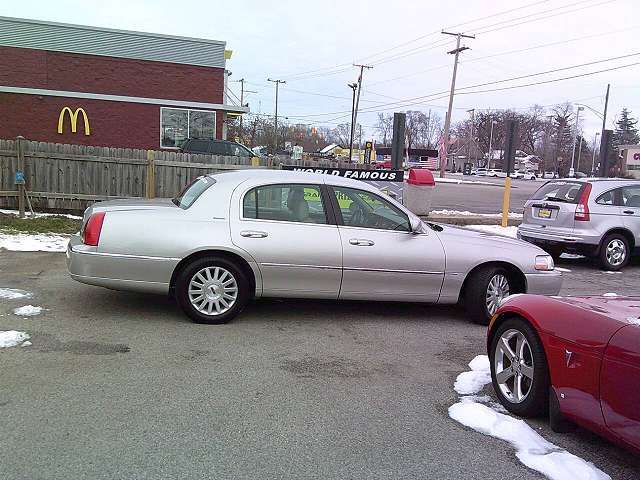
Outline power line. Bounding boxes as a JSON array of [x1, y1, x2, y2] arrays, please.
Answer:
[[269, 0, 563, 80], [292, 51, 640, 118]]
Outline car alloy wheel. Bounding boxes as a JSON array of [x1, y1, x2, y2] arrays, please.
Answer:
[[605, 238, 626, 267], [188, 266, 238, 316], [486, 274, 510, 316], [494, 328, 534, 403]]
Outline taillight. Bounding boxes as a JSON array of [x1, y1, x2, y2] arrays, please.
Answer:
[[574, 183, 592, 221], [83, 212, 106, 246]]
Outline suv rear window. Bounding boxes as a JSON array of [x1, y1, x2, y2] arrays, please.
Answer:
[[182, 140, 210, 153], [531, 181, 585, 204]]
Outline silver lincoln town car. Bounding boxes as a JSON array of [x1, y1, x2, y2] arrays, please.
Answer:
[[67, 170, 562, 325]]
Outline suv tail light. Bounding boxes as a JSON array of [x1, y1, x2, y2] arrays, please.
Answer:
[[574, 183, 592, 221], [83, 212, 106, 246]]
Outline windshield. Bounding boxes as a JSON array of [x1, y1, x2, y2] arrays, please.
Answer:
[[531, 180, 584, 203], [172, 176, 216, 209]]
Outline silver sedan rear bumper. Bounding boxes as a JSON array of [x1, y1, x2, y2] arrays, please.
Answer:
[[66, 235, 176, 294], [525, 271, 563, 296]]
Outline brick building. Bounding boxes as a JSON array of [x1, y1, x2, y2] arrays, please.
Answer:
[[0, 16, 247, 150]]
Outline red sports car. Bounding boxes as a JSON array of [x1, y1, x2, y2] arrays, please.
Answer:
[[488, 294, 640, 454]]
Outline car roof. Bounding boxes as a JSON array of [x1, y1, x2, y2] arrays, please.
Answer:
[[206, 168, 387, 189]]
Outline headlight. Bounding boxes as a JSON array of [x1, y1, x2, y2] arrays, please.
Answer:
[[535, 255, 554, 271]]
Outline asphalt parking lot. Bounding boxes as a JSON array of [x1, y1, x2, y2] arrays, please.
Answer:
[[1, 251, 640, 480]]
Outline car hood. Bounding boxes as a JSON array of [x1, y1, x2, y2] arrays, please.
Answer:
[[551, 296, 640, 325], [434, 224, 542, 251]]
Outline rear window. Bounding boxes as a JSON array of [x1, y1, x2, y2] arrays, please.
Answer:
[[172, 176, 215, 209], [182, 140, 210, 153], [531, 181, 585, 204]]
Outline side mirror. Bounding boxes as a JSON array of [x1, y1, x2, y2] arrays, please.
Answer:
[[410, 216, 423, 234]]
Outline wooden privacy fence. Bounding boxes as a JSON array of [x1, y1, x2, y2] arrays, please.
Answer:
[[0, 137, 373, 213]]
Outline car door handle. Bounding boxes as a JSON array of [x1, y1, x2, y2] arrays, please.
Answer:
[[349, 238, 375, 246], [240, 230, 268, 238], [623, 210, 635, 215]]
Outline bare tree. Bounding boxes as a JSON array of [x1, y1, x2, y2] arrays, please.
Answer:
[[375, 113, 393, 146]]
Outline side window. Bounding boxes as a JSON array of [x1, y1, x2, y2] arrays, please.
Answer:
[[208, 142, 227, 155], [243, 184, 327, 224], [596, 189, 619, 206], [622, 186, 640, 207], [332, 186, 410, 232]]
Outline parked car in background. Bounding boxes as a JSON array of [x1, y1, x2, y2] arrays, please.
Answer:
[[489, 294, 640, 455], [476, 168, 488, 176], [543, 171, 557, 179], [512, 170, 537, 180], [67, 170, 561, 325], [488, 169, 503, 177], [180, 139, 256, 158], [518, 178, 640, 270]]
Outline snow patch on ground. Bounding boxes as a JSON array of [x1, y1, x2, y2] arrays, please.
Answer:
[[0, 288, 32, 300], [13, 305, 43, 316], [555, 267, 572, 273], [0, 232, 69, 252], [0, 208, 82, 220], [430, 209, 523, 218], [0, 330, 31, 348], [449, 354, 610, 480], [454, 355, 491, 395], [465, 225, 518, 238], [602, 293, 618, 297]]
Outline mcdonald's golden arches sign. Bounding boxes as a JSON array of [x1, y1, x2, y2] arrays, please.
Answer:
[[57, 107, 91, 135]]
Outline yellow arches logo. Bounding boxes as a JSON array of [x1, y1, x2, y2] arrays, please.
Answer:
[[57, 107, 90, 135]]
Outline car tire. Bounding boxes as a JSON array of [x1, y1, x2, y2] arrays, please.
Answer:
[[599, 233, 630, 271], [464, 266, 513, 326], [176, 256, 250, 324], [489, 317, 549, 418]]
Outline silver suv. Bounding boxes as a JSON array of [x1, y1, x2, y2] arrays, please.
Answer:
[[518, 179, 640, 270]]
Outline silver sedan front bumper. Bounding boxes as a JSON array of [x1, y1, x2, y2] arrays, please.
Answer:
[[525, 270, 563, 296]]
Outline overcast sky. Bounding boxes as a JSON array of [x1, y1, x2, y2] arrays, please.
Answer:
[[2, 0, 639, 139]]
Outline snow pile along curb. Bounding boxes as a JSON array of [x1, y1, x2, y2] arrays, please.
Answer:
[[448, 355, 610, 480]]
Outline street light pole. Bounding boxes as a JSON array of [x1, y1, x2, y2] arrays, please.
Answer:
[[569, 106, 584, 177]]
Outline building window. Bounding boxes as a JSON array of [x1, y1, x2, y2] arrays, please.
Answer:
[[160, 107, 216, 148]]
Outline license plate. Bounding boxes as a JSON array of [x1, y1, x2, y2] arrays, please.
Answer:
[[538, 208, 552, 218]]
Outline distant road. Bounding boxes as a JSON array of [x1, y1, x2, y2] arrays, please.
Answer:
[[369, 175, 543, 214]]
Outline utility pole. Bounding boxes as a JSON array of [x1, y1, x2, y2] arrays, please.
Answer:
[[597, 83, 610, 177], [267, 78, 286, 152], [542, 115, 553, 173], [591, 131, 600, 176], [348, 82, 358, 161], [488, 119, 497, 169], [440, 31, 475, 178], [234, 78, 256, 142], [350, 63, 373, 162]]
